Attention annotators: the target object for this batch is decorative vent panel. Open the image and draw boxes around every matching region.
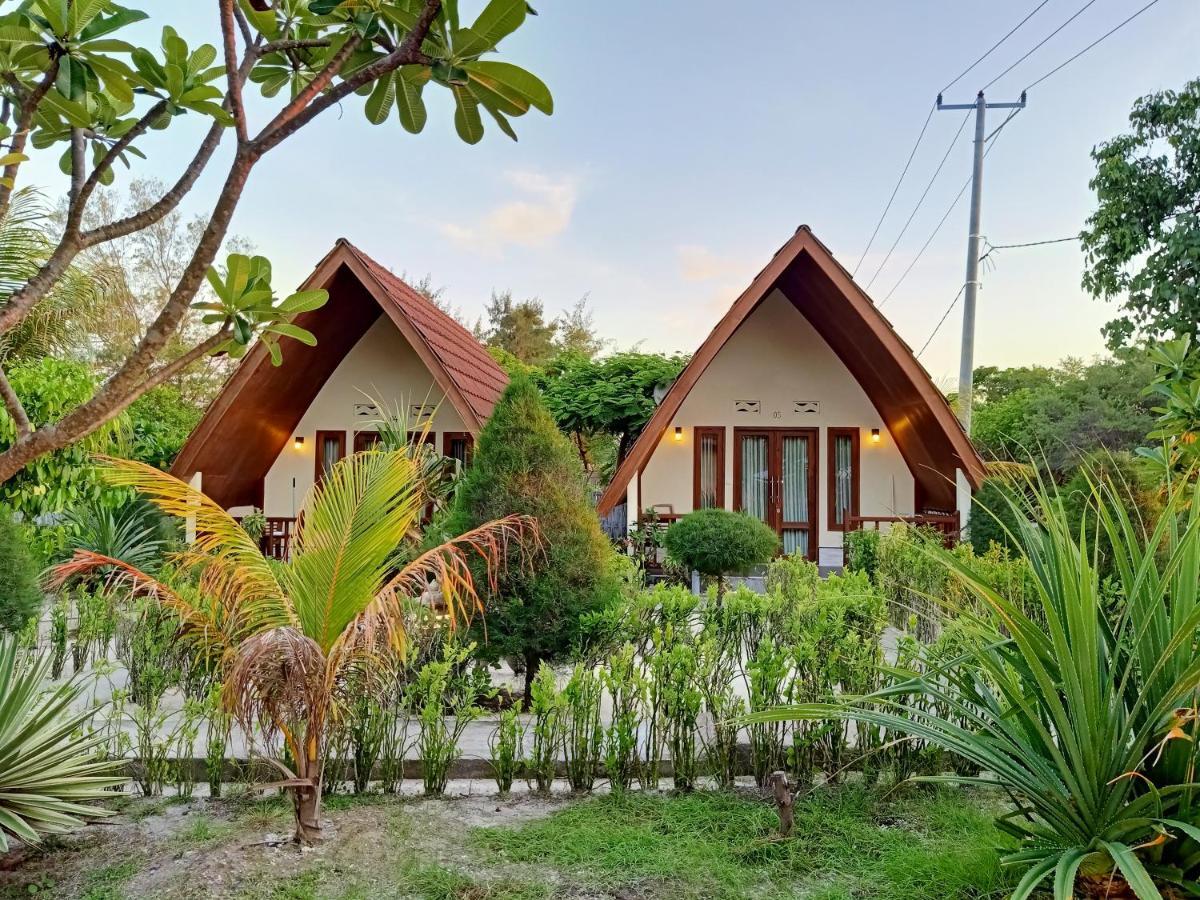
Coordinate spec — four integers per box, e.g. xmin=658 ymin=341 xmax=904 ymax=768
xmin=794 ymin=400 xmax=820 ymax=415
xmin=734 ymin=400 xmax=760 ymax=414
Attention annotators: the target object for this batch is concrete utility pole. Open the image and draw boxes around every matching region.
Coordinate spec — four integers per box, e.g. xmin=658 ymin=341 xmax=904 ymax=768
xmin=936 ymin=90 xmax=1025 ymax=435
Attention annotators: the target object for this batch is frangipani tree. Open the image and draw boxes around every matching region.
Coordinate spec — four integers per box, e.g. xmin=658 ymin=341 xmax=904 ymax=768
xmin=53 ymin=450 xmax=536 ymax=843
xmin=0 ymin=0 xmax=551 ymax=482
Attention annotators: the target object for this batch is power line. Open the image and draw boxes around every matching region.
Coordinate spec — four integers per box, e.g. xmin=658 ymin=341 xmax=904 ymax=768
xmin=1023 ymin=0 xmax=1165 ymax=92
xmin=864 ymin=110 xmax=973 ymax=290
xmin=917 ymin=284 xmax=967 ymax=359
xmin=853 ymin=0 xmax=1057 ymax=279
xmin=982 ymin=0 xmax=1102 ymax=91
xmin=878 ymin=113 xmax=1019 ymax=308
xmin=852 ymin=104 xmax=936 ymax=277
xmin=939 ymin=0 xmax=1056 ymax=94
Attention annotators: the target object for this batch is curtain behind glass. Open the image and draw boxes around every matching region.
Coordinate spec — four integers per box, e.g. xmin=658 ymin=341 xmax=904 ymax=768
xmin=699 ymin=433 xmax=719 ymax=508
xmin=740 ymin=436 xmax=768 ymax=521
xmin=834 ymin=434 xmax=853 ymax=526
xmin=781 ymin=436 xmax=809 ymax=524
xmin=321 ymin=435 xmax=342 ymax=476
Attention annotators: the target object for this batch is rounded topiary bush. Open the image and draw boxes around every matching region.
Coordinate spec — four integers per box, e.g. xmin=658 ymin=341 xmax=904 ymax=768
xmin=664 ymin=508 xmax=779 ymax=590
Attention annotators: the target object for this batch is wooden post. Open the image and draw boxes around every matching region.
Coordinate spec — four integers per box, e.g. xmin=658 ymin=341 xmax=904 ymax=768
xmin=185 ymin=471 xmax=202 ymax=544
xmin=770 ymin=770 xmax=793 ymax=837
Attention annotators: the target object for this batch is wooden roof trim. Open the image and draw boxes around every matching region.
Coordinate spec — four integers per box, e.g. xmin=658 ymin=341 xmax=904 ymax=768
xmin=595 ymin=226 xmax=984 ymax=515
xmin=336 ymin=247 xmax=484 ymax=432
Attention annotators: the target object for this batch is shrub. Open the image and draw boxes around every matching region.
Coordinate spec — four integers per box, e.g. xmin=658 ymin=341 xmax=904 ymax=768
xmin=663 ymin=508 xmax=779 ymax=594
xmin=0 ymin=507 xmax=43 ymax=635
xmin=489 ymin=707 xmax=523 ymax=796
xmin=443 ymin=374 xmax=621 ymax=695
xmin=527 ymin=662 xmax=563 ymax=793
xmin=968 ymin=476 xmax=1027 ymax=555
xmin=843 ymin=528 xmax=880 ymax=578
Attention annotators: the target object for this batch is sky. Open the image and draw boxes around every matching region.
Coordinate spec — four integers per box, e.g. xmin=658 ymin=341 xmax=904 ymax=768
xmin=24 ymin=1 xmax=1200 ymax=389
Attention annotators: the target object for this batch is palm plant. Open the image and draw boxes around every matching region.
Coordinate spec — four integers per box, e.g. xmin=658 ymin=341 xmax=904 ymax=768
xmin=53 ymin=451 xmax=535 ymax=844
xmin=0 ymin=636 xmax=126 ymax=850
xmin=750 ymin=467 xmax=1200 ymax=899
xmin=62 ymin=496 xmax=172 ymax=576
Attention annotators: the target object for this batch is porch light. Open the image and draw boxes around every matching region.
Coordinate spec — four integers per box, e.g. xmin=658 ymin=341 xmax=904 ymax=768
xmin=294 ymin=436 xmax=304 ymax=449
xmin=674 ymin=427 xmax=684 ymax=442
xmin=870 ymin=428 xmax=881 ymax=444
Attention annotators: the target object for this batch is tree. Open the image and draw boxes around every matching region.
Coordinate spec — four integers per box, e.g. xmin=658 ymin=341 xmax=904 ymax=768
xmin=969 ymin=354 xmax=1156 ymax=472
xmin=663 ymin=508 xmax=779 ymax=597
xmin=1081 ymin=78 xmax=1200 ymax=350
xmin=0 ymin=507 xmax=42 ymax=633
xmin=1141 ymin=335 xmax=1200 ymax=471
xmin=0 ymin=0 xmax=552 ymax=483
xmin=539 ymin=351 xmax=688 ymax=469
xmin=442 ymin=374 xmax=620 ymax=694
xmin=481 ymin=290 xmax=558 ymax=365
xmin=553 ymin=297 xmax=604 ymax=359
xmin=54 ymin=451 xmax=534 ymax=844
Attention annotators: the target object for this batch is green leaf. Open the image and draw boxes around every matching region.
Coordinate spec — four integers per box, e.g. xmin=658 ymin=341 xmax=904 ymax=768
xmin=451 ymin=84 xmax=483 ymax=144
xmin=39 ymin=90 xmax=92 ymax=128
xmin=278 ymin=290 xmax=329 ymax=314
xmin=1101 ymin=842 xmax=1163 ymax=900
xmin=465 ymin=61 xmax=551 ymax=114
xmin=475 ymin=92 xmax=517 ymax=141
xmin=364 ymin=73 xmax=395 ymax=125
xmin=456 ymin=0 xmax=525 ymax=57
xmin=264 ymin=322 xmax=318 ymax=346
xmin=237 ymin=0 xmax=278 ymax=38
xmin=394 ymin=69 xmax=428 ymax=134
xmin=0 ymin=26 xmax=45 ymax=46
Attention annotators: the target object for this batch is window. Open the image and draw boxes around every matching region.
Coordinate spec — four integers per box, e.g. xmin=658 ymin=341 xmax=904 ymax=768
xmin=827 ymin=428 xmax=860 ymax=531
xmin=693 ymin=427 xmax=724 ymax=510
xmin=353 ymin=430 xmax=381 ymax=453
xmin=315 ymin=430 xmax=346 ymax=483
xmin=442 ymin=432 xmax=474 ymax=469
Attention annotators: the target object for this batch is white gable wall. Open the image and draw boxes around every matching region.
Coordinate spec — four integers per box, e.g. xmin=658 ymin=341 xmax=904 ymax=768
xmin=258 ymin=315 xmax=467 ymax=518
xmin=637 ymin=288 xmax=915 ymax=555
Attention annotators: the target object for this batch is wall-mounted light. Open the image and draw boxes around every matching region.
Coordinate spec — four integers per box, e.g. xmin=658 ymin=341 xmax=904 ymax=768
xmin=674 ymin=426 xmax=684 ymax=442
xmin=870 ymin=428 xmax=881 ymax=444
xmin=294 ymin=436 xmax=304 ymax=450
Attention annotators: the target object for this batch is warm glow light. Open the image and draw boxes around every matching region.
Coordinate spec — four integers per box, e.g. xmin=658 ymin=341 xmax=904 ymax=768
xmin=871 ymin=428 xmax=881 ymax=444
xmin=674 ymin=426 xmax=684 ymax=442
xmin=294 ymin=436 xmax=304 ymax=449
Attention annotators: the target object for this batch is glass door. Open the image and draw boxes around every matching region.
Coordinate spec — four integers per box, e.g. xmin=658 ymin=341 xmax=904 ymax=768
xmin=734 ymin=428 xmax=817 ymax=560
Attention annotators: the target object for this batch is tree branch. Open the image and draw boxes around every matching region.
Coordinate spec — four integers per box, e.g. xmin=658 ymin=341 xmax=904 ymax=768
xmin=259 ymin=39 xmax=332 ymax=55
xmin=0 ymin=366 xmax=30 ymax=438
xmin=138 ymin=329 xmax=232 ymax=396
xmin=0 ymin=60 xmax=60 ymax=219
xmin=252 ymin=0 xmax=442 ymax=156
xmin=220 ymin=0 xmax=249 ymax=143
xmin=68 ymin=128 xmax=87 ymax=211
xmin=253 ymin=33 xmax=364 ymax=151
xmin=74 ymin=98 xmax=171 ymax=222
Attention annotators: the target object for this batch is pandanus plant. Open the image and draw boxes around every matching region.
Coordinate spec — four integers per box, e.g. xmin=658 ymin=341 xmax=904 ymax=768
xmin=750 ymin=466 xmax=1200 ymax=899
xmin=53 ymin=451 xmax=535 ymax=844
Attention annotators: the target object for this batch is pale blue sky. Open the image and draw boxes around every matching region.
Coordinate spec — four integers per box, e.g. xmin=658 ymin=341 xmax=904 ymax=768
xmin=25 ymin=1 xmax=1200 ymax=387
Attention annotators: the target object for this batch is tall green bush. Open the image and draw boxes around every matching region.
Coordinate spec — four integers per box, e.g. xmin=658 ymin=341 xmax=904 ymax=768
xmin=443 ymin=374 xmax=620 ymax=693
xmin=0 ymin=507 xmax=43 ymax=634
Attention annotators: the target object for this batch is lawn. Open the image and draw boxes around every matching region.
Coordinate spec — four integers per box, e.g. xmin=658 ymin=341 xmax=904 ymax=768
xmin=0 ymin=785 xmax=1014 ymax=900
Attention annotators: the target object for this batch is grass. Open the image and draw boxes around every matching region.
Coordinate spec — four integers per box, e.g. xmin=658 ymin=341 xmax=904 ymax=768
xmin=79 ymin=860 xmax=139 ymax=900
xmin=472 ymin=786 xmax=1015 ymax=900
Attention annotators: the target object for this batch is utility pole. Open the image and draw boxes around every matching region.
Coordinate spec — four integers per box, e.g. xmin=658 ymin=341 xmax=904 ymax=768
xmin=936 ymin=90 xmax=1025 ymax=435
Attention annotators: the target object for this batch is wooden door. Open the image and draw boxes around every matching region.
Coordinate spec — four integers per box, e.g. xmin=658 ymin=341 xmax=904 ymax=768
xmin=734 ymin=428 xmax=818 ymax=560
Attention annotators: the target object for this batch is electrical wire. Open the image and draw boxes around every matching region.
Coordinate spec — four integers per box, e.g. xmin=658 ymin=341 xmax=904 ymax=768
xmin=1023 ymin=0 xmax=1165 ymax=92
xmin=917 ymin=284 xmax=967 ymax=358
xmin=852 ymin=104 xmax=936 ymax=277
xmin=939 ymin=0 xmax=1056 ymax=94
xmin=981 ymin=0 xmax=1101 ymax=91
xmin=863 ymin=109 xmax=973 ymax=290
xmin=878 ymin=112 xmax=1019 ymax=308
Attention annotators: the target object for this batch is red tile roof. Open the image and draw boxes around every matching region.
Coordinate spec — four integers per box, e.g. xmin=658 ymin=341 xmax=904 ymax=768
xmin=338 ymin=239 xmax=508 ymax=423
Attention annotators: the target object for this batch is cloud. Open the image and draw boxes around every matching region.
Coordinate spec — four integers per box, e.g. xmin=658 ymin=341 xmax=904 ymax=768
xmin=440 ymin=170 xmax=578 ymax=255
xmin=676 ymin=244 xmax=745 ymax=283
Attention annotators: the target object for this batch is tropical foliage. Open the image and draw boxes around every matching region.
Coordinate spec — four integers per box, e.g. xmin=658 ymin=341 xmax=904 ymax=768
xmin=53 ymin=450 xmax=535 ymax=843
xmin=0 ymin=636 xmax=125 ymax=850
xmin=0 ymin=506 xmax=42 ymax=634
xmin=754 ymin=468 xmax=1200 ymax=898
xmin=442 ymin=374 xmax=621 ymax=694
xmin=1082 ymin=77 xmax=1200 ymax=350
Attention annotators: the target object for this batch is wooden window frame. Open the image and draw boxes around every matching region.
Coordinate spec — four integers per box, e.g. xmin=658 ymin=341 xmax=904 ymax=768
xmin=442 ymin=431 xmax=474 ymax=466
xmin=353 ymin=430 xmax=381 ymax=453
xmin=314 ymin=430 xmax=346 ymax=483
xmin=826 ymin=427 xmax=861 ymax=531
xmin=732 ymin=427 xmax=819 ymax=560
xmin=692 ymin=426 xmax=725 ymax=511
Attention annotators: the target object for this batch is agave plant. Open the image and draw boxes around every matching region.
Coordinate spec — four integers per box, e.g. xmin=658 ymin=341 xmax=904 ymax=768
xmin=0 ymin=636 xmax=126 ymax=851
xmin=53 ymin=451 xmax=535 ymax=844
xmin=62 ymin=496 xmax=171 ymax=576
xmin=750 ymin=466 xmax=1200 ymax=899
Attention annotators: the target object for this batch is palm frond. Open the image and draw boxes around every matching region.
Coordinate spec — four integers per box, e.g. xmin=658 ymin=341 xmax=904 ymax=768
xmin=286 ymin=449 xmax=425 ymax=652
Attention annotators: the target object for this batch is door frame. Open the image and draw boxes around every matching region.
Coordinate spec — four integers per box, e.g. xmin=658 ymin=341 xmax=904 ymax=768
xmin=732 ymin=427 xmax=819 ymax=560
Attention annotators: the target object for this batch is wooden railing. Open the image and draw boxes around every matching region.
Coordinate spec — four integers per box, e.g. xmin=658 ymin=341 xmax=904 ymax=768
xmin=262 ymin=517 xmax=296 ymax=560
xmin=847 ymin=513 xmax=961 ymax=545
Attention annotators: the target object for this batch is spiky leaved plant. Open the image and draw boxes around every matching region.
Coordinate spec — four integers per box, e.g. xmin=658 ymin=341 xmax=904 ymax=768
xmin=0 ymin=636 xmax=126 ymax=850
xmin=749 ymin=466 xmax=1200 ymax=899
xmin=53 ymin=452 xmax=535 ymax=844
